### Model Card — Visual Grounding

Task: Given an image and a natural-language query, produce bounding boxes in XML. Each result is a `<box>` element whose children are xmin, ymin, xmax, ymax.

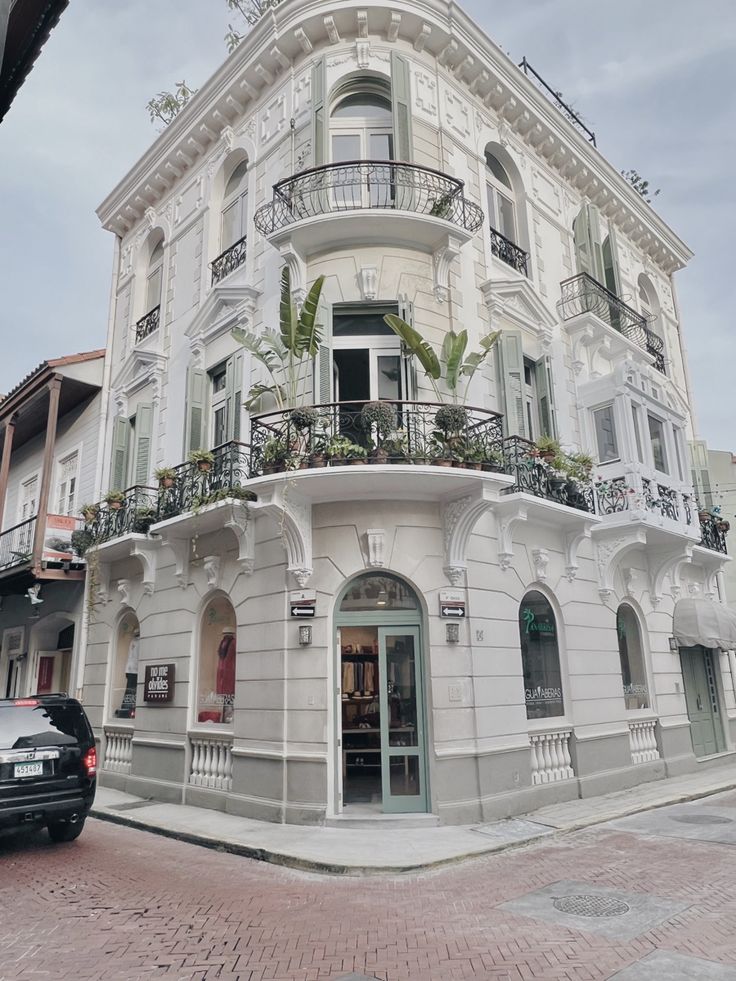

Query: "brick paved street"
<box><xmin>2</xmin><ymin>793</ymin><xmax>736</xmax><ymax>981</ymax></box>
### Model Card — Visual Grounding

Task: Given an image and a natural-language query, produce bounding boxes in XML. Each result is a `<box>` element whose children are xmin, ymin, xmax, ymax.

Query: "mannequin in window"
<box><xmin>118</xmin><ymin>628</ymin><xmax>139</xmax><ymax>718</ymax></box>
<box><xmin>216</xmin><ymin>628</ymin><xmax>236</xmax><ymax>724</ymax></box>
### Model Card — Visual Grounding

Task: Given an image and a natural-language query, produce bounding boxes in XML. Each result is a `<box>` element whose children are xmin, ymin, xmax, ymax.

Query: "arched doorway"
<box><xmin>28</xmin><ymin>613</ymin><xmax>76</xmax><ymax>696</ymax></box>
<box><xmin>335</xmin><ymin>573</ymin><xmax>428</xmax><ymax>814</ymax></box>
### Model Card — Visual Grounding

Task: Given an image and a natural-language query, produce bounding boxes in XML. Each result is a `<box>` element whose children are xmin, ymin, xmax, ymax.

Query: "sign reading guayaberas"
<box><xmin>143</xmin><ymin>663</ymin><xmax>176</xmax><ymax>703</ymax></box>
<box><xmin>289</xmin><ymin>589</ymin><xmax>316</xmax><ymax>618</ymax></box>
<box><xmin>439</xmin><ymin>589</ymin><xmax>466</xmax><ymax>619</ymax></box>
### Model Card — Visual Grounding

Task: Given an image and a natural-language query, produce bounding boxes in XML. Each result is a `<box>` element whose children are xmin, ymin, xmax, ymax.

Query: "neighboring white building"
<box><xmin>0</xmin><ymin>351</ymin><xmax>105</xmax><ymax>701</ymax></box>
<box><xmin>83</xmin><ymin>0</ymin><xmax>736</xmax><ymax>825</ymax></box>
<box><xmin>690</xmin><ymin>439</ymin><xmax>736</xmax><ymax>609</ymax></box>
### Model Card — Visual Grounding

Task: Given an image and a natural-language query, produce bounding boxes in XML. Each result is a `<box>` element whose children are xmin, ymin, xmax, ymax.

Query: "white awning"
<box><xmin>673</xmin><ymin>598</ymin><xmax>736</xmax><ymax>651</ymax></box>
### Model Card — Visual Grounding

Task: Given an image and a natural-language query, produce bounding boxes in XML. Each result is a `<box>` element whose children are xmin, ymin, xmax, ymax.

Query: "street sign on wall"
<box><xmin>439</xmin><ymin>589</ymin><xmax>466</xmax><ymax>619</ymax></box>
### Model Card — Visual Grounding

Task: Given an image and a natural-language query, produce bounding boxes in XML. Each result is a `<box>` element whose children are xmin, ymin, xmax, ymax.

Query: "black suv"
<box><xmin>0</xmin><ymin>695</ymin><xmax>97</xmax><ymax>842</ymax></box>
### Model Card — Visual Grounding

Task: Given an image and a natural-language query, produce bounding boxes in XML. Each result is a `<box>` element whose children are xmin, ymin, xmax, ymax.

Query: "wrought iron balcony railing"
<box><xmin>135</xmin><ymin>305</ymin><xmax>161</xmax><ymax>344</ymax></box>
<box><xmin>156</xmin><ymin>441</ymin><xmax>252</xmax><ymax>522</ymax></box>
<box><xmin>250</xmin><ymin>401</ymin><xmax>505</xmax><ymax>475</ymax></box>
<box><xmin>82</xmin><ymin>487</ymin><xmax>159</xmax><ymax>548</ymax></box>
<box><xmin>559</xmin><ymin>273</ymin><xmax>666</xmax><ymax>374</ymax></box>
<box><xmin>699</xmin><ymin>512</ymin><xmax>728</xmax><ymax>554</ymax></box>
<box><xmin>490</xmin><ymin>227</ymin><xmax>529</xmax><ymax>276</ymax></box>
<box><xmin>254</xmin><ymin>161</ymin><xmax>485</xmax><ymax>237</ymax></box>
<box><xmin>211</xmin><ymin>235</ymin><xmax>247</xmax><ymax>286</ymax></box>
<box><xmin>502</xmin><ymin>437</ymin><xmax>595</xmax><ymax>513</ymax></box>
<box><xmin>0</xmin><ymin>516</ymin><xmax>36</xmax><ymax>571</ymax></box>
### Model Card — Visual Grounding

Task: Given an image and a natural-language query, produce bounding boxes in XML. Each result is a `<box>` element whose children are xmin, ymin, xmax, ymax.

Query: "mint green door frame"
<box><xmin>680</xmin><ymin>646</ymin><xmax>725</xmax><ymax>757</ymax></box>
<box><xmin>335</xmin><ymin>601</ymin><xmax>428</xmax><ymax>815</ymax></box>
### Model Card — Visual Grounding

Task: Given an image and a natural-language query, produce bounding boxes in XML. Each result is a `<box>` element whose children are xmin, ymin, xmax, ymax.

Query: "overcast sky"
<box><xmin>0</xmin><ymin>0</ymin><xmax>734</xmax><ymax>449</ymax></box>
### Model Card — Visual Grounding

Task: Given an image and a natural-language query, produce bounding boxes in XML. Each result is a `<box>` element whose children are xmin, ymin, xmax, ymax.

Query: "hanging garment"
<box><xmin>216</xmin><ymin>632</ymin><xmax>236</xmax><ymax>696</ymax></box>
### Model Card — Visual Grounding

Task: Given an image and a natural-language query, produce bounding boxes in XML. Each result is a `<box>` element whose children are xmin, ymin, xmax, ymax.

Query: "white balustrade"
<box><xmin>103</xmin><ymin>726</ymin><xmax>133</xmax><ymax>774</ymax></box>
<box><xmin>530</xmin><ymin>729</ymin><xmax>575</xmax><ymax>785</ymax></box>
<box><xmin>629</xmin><ymin>719</ymin><xmax>660</xmax><ymax>764</ymax></box>
<box><xmin>189</xmin><ymin>734</ymin><xmax>233</xmax><ymax>792</ymax></box>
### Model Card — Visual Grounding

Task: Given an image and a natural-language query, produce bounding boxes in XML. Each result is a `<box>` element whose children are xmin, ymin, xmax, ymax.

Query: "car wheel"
<box><xmin>47</xmin><ymin>818</ymin><xmax>86</xmax><ymax>843</ymax></box>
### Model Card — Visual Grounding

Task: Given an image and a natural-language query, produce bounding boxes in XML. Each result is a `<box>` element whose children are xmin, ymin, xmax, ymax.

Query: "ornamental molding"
<box><xmin>433</xmin><ymin>234</ymin><xmax>464</xmax><ymax>302</ymax></box>
<box><xmin>648</xmin><ymin>544</ymin><xmax>693</xmax><ymax>608</ymax></box>
<box><xmin>158</xmin><ymin>533</ymin><xmax>192</xmax><ymax>590</ymax></box>
<box><xmin>223</xmin><ymin>504</ymin><xmax>255</xmax><ymax>574</ymax></box>
<box><xmin>111</xmin><ymin>349</ymin><xmax>168</xmax><ymax>404</ymax></box>
<box><xmin>493</xmin><ymin>499</ymin><xmax>529</xmax><ymax>571</ymax></box>
<box><xmin>252</xmin><ymin>487</ymin><xmax>312</xmax><ymax>586</ymax></box>
<box><xmin>131</xmin><ymin>540</ymin><xmax>159</xmax><ymax>597</ymax></box>
<box><xmin>531</xmin><ymin>548</ymin><xmax>549</xmax><ymax>582</ymax></box>
<box><xmin>564</xmin><ymin>525</ymin><xmax>594</xmax><ymax>582</ymax></box>
<box><xmin>365</xmin><ymin>528</ymin><xmax>386</xmax><ymax>568</ymax></box>
<box><xmin>204</xmin><ymin>554</ymin><xmax>222</xmax><ymax>590</ymax></box>
<box><xmin>185</xmin><ymin>283</ymin><xmax>261</xmax><ymax>352</ymax></box>
<box><xmin>480</xmin><ymin>276</ymin><xmax>557</xmax><ymax>337</ymax></box>
<box><xmin>593</xmin><ymin>527</ymin><xmax>647</xmax><ymax>600</ymax></box>
<box><xmin>442</xmin><ymin>484</ymin><xmax>501</xmax><ymax>583</ymax></box>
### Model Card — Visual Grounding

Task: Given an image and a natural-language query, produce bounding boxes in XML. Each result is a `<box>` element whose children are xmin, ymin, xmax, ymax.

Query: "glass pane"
<box><xmin>214</xmin><ymin>406</ymin><xmax>228</xmax><ymax>448</ymax></box>
<box><xmin>648</xmin><ymin>415</ymin><xmax>668</xmax><ymax>473</ymax></box>
<box><xmin>497</xmin><ymin>193</ymin><xmax>516</xmax><ymax>241</ymax></box>
<box><xmin>225</xmin><ymin>160</ymin><xmax>248</xmax><ymax>198</ymax></box>
<box><xmin>519</xmin><ymin>592</ymin><xmax>564</xmax><ymax>720</ymax></box>
<box><xmin>673</xmin><ymin>428</ymin><xmax>684</xmax><ymax>480</ymax></box>
<box><xmin>594</xmin><ymin>405</ymin><xmax>619</xmax><ymax>462</ymax></box>
<box><xmin>333</xmin><ymin>304</ymin><xmax>398</xmax><ymax>336</ymax></box>
<box><xmin>331</xmin><ymin>135</ymin><xmax>362</xmax><ymax>207</ymax></box>
<box><xmin>485</xmin><ymin>152</ymin><xmax>512</xmax><ymax>188</ymax></box>
<box><xmin>368</xmin><ymin>135</ymin><xmax>394</xmax><ymax>206</ymax></box>
<box><xmin>111</xmin><ymin>614</ymin><xmax>139</xmax><ymax>720</ymax></box>
<box><xmin>486</xmin><ymin>184</ymin><xmax>498</xmax><ymax>229</ymax></box>
<box><xmin>340</xmin><ymin>574</ymin><xmax>419</xmax><ymax>612</ymax></box>
<box><xmin>198</xmin><ymin>597</ymin><xmax>236</xmax><ymax>727</ymax></box>
<box><xmin>632</xmin><ymin>404</ymin><xmax>644</xmax><ymax>463</ymax></box>
<box><xmin>369</xmin><ymin>133</ymin><xmax>393</xmax><ymax>161</ymax></box>
<box><xmin>146</xmin><ymin>267</ymin><xmax>162</xmax><ymax>312</ymax></box>
<box><xmin>617</xmin><ymin>606</ymin><xmax>650</xmax><ymax>710</ymax></box>
<box><xmin>377</xmin><ymin>356</ymin><xmax>401</xmax><ymax>400</ymax></box>
<box><xmin>332</xmin><ymin>92</ymin><xmax>392</xmax><ymax>123</ymax></box>
<box><xmin>389</xmin><ymin>755</ymin><xmax>421</xmax><ymax>796</ymax></box>
<box><xmin>386</xmin><ymin>634</ymin><xmax>418</xmax><ymax>747</ymax></box>
<box><xmin>221</xmin><ymin>201</ymin><xmax>240</xmax><ymax>251</ymax></box>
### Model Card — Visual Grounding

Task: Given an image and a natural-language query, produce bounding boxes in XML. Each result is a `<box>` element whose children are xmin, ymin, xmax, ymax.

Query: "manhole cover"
<box><xmin>671</xmin><ymin>814</ymin><xmax>733</xmax><ymax>826</ymax></box>
<box><xmin>553</xmin><ymin>894</ymin><xmax>630</xmax><ymax>918</ymax></box>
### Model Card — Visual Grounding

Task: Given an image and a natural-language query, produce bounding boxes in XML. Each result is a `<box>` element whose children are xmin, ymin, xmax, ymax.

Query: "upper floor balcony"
<box><xmin>135</xmin><ymin>305</ymin><xmax>160</xmax><ymax>344</ymax></box>
<box><xmin>560</xmin><ymin>273</ymin><xmax>666</xmax><ymax>375</ymax></box>
<box><xmin>489</xmin><ymin>228</ymin><xmax>529</xmax><ymax>277</ymax></box>
<box><xmin>254</xmin><ymin>161</ymin><xmax>484</xmax><ymax>260</ymax></box>
<box><xmin>211</xmin><ymin>235</ymin><xmax>247</xmax><ymax>287</ymax></box>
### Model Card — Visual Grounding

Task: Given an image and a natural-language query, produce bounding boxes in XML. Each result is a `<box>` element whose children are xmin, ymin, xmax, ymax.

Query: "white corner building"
<box><xmin>83</xmin><ymin>0</ymin><xmax>736</xmax><ymax>825</ymax></box>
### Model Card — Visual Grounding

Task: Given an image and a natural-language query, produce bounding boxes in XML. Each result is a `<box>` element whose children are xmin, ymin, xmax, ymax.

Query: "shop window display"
<box><xmin>112</xmin><ymin>613</ymin><xmax>139</xmax><ymax>720</ymax></box>
<box><xmin>617</xmin><ymin>604</ymin><xmax>650</xmax><ymax>710</ymax></box>
<box><xmin>197</xmin><ymin>597</ymin><xmax>237</xmax><ymax>726</ymax></box>
<box><xmin>519</xmin><ymin>591</ymin><xmax>564</xmax><ymax>720</ymax></box>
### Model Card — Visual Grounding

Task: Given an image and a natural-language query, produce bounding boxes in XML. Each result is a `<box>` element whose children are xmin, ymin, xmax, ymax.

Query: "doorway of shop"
<box><xmin>335</xmin><ymin>573</ymin><xmax>428</xmax><ymax>815</ymax></box>
<box><xmin>680</xmin><ymin>646</ymin><xmax>726</xmax><ymax>757</ymax></box>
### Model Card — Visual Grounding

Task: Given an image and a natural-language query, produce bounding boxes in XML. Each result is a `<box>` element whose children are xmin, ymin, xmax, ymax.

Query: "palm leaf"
<box><xmin>243</xmin><ymin>382</ymin><xmax>285</xmax><ymax>411</ymax></box>
<box><xmin>296</xmin><ymin>275</ymin><xmax>325</xmax><ymax>356</ymax></box>
<box><xmin>384</xmin><ymin>315</ymin><xmax>440</xmax><ymax>380</ymax></box>
<box><xmin>444</xmin><ymin>330</ymin><xmax>467</xmax><ymax>394</ymax></box>
<box><xmin>231</xmin><ymin>328</ymin><xmax>279</xmax><ymax>372</ymax></box>
<box><xmin>279</xmin><ymin>267</ymin><xmax>298</xmax><ymax>354</ymax></box>
<box><xmin>478</xmin><ymin>330</ymin><xmax>502</xmax><ymax>352</ymax></box>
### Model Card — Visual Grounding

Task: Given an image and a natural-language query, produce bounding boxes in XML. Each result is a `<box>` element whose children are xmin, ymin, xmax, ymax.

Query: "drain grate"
<box><xmin>553</xmin><ymin>894</ymin><xmax>630</xmax><ymax>918</ymax></box>
<box><xmin>671</xmin><ymin>814</ymin><xmax>733</xmax><ymax>826</ymax></box>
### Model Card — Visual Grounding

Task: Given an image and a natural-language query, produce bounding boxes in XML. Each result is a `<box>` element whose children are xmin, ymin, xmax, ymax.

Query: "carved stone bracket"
<box><xmin>532</xmin><ymin>548</ymin><xmax>549</xmax><ymax>582</ymax></box>
<box><xmin>433</xmin><ymin>234</ymin><xmax>463</xmax><ymax>302</ymax></box>
<box><xmin>648</xmin><ymin>545</ymin><xmax>693</xmax><ymax>608</ymax></box>
<box><xmin>223</xmin><ymin>504</ymin><xmax>255</xmax><ymax>574</ymax></box>
<box><xmin>252</xmin><ymin>487</ymin><xmax>313</xmax><ymax>587</ymax></box>
<box><xmin>564</xmin><ymin>525</ymin><xmax>594</xmax><ymax>582</ymax></box>
<box><xmin>442</xmin><ymin>485</ymin><xmax>499</xmax><ymax>584</ymax></box>
<box><xmin>131</xmin><ymin>540</ymin><xmax>159</xmax><ymax>597</ymax></box>
<box><xmin>159</xmin><ymin>534</ymin><xmax>192</xmax><ymax>589</ymax></box>
<box><xmin>204</xmin><ymin>555</ymin><xmax>222</xmax><ymax>590</ymax></box>
<box><xmin>593</xmin><ymin>528</ymin><xmax>647</xmax><ymax>600</ymax></box>
<box><xmin>493</xmin><ymin>499</ymin><xmax>529</xmax><ymax>571</ymax></box>
<box><xmin>279</xmin><ymin>242</ymin><xmax>307</xmax><ymax>303</ymax></box>
<box><xmin>365</xmin><ymin>528</ymin><xmax>386</xmax><ymax>568</ymax></box>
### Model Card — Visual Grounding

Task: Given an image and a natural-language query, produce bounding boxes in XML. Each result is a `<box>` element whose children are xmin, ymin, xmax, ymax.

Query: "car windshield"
<box><xmin>0</xmin><ymin>704</ymin><xmax>89</xmax><ymax>750</ymax></box>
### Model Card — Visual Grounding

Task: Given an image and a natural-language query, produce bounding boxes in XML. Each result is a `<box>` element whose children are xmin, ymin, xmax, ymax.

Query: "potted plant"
<box><xmin>325</xmin><ymin>435</ymin><xmax>354</xmax><ymax>466</ymax></box>
<box><xmin>361</xmin><ymin>401</ymin><xmax>398</xmax><ymax>463</ymax></box>
<box><xmin>482</xmin><ymin>448</ymin><xmax>505</xmax><ymax>472</ymax></box>
<box><xmin>189</xmin><ymin>449</ymin><xmax>215</xmax><ymax>473</ymax></box>
<box><xmin>290</xmin><ymin>406</ymin><xmax>319</xmax><ymax>431</ymax></box>
<box><xmin>536</xmin><ymin>435</ymin><xmax>561</xmax><ymax>464</ymax></box>
<box><xmin>430</xmin><ymin>432</ymin><xmax>455</xmax><ymax>467</ymax></box>
<box><xmin>155</xmin><ymin>466</ymin><xmax>178</xmax><ymax>489</ymax></box>
<box><xmin>346</xmin><ymin>443</ymin><xmax>368</xmax><ymax>465</ymax></box>
<box><xmin>70</xmin><ymin>528</ymin><xmax>95</xmax><ymax>558</ymax></box>
<box><xmin>104</xmin><ymin>491</ymin><xmax>126</xmax><ymax>511</ymax></box>
<box><xmin>80</xmin><ymin>503</ymin><xmax>99</xmax><ymax>524</ymax></box>
<box><xmin>383</xmin><ymin>431</ymin><xmax>410</xmax><ymax>464</ymax></box>
<box><xmin>262</xmin><ymin>436</ymin><xmax>290</xmax><ymax>474</ymax></box>
<box><xmin>546</xmin><ymin>456</ymin><xmax>568</xmax><ymax>493</ymax></box>
<box><xmin>434</xmin><ymin>403</ymin><xmax>468</xmax><ymax>435</ymax></box>
<box><xmin>133</xmin><ymin>508</ymin><xmax>157</xmax><ymax>534</ymax></box>
<box><xmin>463</xmin><ymin>442</ymin><xmax>485</xmax><ymax>471</ymax></box>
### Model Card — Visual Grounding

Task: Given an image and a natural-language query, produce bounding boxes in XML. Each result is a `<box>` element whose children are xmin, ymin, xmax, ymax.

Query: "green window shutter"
<box><xmin>314</xmin><ymin>294</ymin><xmax>333</xmax><ymax>404</ymax></box>
<box><xmin>587</xmin><ymin>203</ymin><xmax>605</xmax><ymax>285</ymax></box>
<box><xmin>391</xmin><ymin>51</ymin><xmax>413</xmax><ymax>162</ymax></box>
<box><xmin>498</xmin><ymin>331</ymin><xmax>526</xmax><ymax>438</ymax></box>
<box><xmin>311</xmin><ymin>57</ymin><xmax>327</xmax><ymax>167</ymax></box>
<box><xmin>110</xmin><ymin>416</ymin><xmax>131</xmax><ymax>491</ymax></box>
<box><xmin>573</xmin><ymin>203</ymin><xmax>605</xmax><ymax>285</ymax></box>
<box><xmin>133</xmin><ymin>403</ymin><xmax>153</xmax><ymax>486</ymax></box>
<box><xmin>535</xmin><ymin>355</ymin><xmax>557</xmax><ymax>439</ymax></box>
<box><xmin>602</xmin><ymin>221</ymin><xmax>622</xmax><ymax>298</ymax></box>
<box><xmin>226</xmin><ymin>353</ymin><xmax>244</xmax><ymax>442</ymax></box>
<box><xmin>185</xmin><ymin>367</ymin><xmax>208</xmax><ymax>455</ymax></box>
<box><xmin>398</xmin><ymin>297</ymin><xmax>417</xmax><ymax>399</ymax></box>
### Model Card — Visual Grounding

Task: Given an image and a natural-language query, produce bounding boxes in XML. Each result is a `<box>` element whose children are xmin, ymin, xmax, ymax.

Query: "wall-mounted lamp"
<box><xmin>299</xmin><ymin>624</ymin><xmax>312</xmax><ymax>647</ymax></box>
<box><xmin>668</xmin><ymin>637</ymin><xmax>679</xmax><ymax>652</ymax></box>
<box><xmin>446</xmin><ymin>622</ymin><xmax>460</xmax><ymax>644</ymax></box>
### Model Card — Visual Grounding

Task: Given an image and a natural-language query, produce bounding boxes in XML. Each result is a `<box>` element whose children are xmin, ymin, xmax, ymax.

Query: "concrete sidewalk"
<box><xmin>92</xmin><ymin>762</ymin><xmax>736</xmax><ymax>875</ymax></box>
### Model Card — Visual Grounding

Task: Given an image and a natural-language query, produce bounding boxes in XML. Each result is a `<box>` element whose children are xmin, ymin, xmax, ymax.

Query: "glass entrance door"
<box><xmin>681</xmin><ymin>647</ymin><xmax>725</xmax><ymax>757</ymax></box>
<box><xmin>378</xmin><ymin>627</ymin><xmax>427</xmax><ymax>813</ymax></box>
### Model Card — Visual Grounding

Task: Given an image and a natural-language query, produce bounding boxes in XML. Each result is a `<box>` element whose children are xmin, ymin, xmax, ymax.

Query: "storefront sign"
<box><xmin>290</xmin><ymin>589</ymin><xmax>316</xmax><ymax>618</ymax></box>
<box><xmin>439</xmin><ymin>589</ymin><xmax>466</xmax><ymax>619</ymax></box>
<box><xmin>42</xmin><ymin>514</ymin><xmax>81</xmax><ymax>563</ymax></box>
<box><xmin>143</xmin><ymin>663</ymin><xmax>176</xmax><ymax>703</ymax></box>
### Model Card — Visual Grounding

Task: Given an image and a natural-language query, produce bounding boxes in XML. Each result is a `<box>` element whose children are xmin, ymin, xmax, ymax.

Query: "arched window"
<box><xmin>145</xmin><ymin>239</ymin><xmax>164</xmax><ymax>315</ymax></box>
<box><xmin>485</xmin><ymin>151</ymin><xmax>517</xmax><ymax>244</ymax></box>
<box><xmin>339</xmin><ymin>572</ymin><xmax>419</xmax><ymax>613</ymax></box>
<box><xmin>617</xmin><ymin>604</ymin><xmax>650</xmax><ymax>710</ymax></box>
<box><xmin>111</xmin><ymin>612</ymin><xmax>139</xmax><ymax>720</ymax></box>
<box><xmin>519</xmin><ymin>591</ymin><xmax>564</xmax><ymax>720</ymax></box>
<box><xmin>196</xmin><ymin>596</ymin><xmax>237</xmax><ymax>727</ymax></box>
<box><xmin>330</xmin><ymin>77</ymin><xmax>394</xmax><ymax>165</ymax></box>
<box><xmin>221</xmin><ymin>159</ymin><xmax>249</xmax><ymax>253</ymax></box>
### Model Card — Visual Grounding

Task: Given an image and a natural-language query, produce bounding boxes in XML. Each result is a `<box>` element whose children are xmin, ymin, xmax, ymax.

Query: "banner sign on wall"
<box><xmin>143</xmin><ymin>663</ymin><xmax>176</xmax><ymax>703</ymax></box>
<box><xmin>42</xmin><ymin>514</ymin><xmax>82</xmax><ymax>563</ymax></box>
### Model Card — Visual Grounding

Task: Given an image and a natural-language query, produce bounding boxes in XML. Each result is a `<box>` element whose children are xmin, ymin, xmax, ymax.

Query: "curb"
<box><xmin>90</xmin><ymin>779</ymin><xmax>736</xmax><ymax>877</ymax></box>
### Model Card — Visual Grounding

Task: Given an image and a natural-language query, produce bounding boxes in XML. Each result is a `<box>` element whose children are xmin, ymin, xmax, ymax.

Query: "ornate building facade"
<box><xmin>82</xmin><ymin>0</ymin><xmax>736</xmax><ymax>825</ymax></box>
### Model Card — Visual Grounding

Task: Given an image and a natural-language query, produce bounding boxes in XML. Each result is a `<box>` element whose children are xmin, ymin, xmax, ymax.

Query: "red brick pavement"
<box><xmin>0</xmin><ymin>817</ymin><xmax>735</xmax><ymax>981</ymax></box>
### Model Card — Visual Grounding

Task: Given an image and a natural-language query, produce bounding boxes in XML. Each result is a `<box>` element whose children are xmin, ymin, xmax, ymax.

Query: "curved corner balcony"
<box><xmin>254</xmin><ymin>161</ymin><xmax>484</xmax><ymax>258</ymax></box>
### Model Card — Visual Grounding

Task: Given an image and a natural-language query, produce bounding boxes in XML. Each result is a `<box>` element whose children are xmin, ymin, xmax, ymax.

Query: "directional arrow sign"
<box><xmin>441</xmin><ymin>605</ymin><xmax>465</xmax><ymax>618</ymax></box>
<box><xmin>291</xmin><ymin>605</ymin><xmax>315</xmax><ymax>618</ymax></box>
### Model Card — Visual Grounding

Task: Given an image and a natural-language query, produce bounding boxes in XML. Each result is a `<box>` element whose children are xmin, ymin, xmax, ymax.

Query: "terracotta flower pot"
<box><xmin>197</xmin><ymin>461</ymin><xmax>213</xmax><ymax>473</ymax></box>
<box><xmin>310</xmin><ymin>454</ymin><xmax>327</xmax><ymax>468</ymax></box>
<box><xmin>160</xmin><ymin>477</ymin><xmax>175</xmax><ymax>489</ymax></box>
<box><xmin>108</xmin><ymin>501</ymin><xmax>124</xmax><ymax>511</ymax></box>
<box><xmin>434</xmin><ymin>459</ymin><xmax>453</xmax><ymax>468</ymax></box>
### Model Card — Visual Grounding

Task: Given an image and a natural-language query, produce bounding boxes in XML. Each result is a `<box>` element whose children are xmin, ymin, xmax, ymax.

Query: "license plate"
<box><xmin>14</xmin><ymin>762</ymin><xmax>44</xmax><ymax>779</ymax></box>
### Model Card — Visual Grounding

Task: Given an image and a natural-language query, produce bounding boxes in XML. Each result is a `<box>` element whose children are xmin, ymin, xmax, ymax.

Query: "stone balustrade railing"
<box><xmin>103</xmin><ymin>726</ymin><xmax>133</xmax><ymax>774</ymax></box>
<box><xmin>189</xmin><ymin>733</ymin><xmax>233</xmax><ymax>792</ymax></box>
<box><xmin>628</xmin><ymin>719</ymin><xmax>660</xmax><ymax>765</ymax></box>
<box><xmin>529</xmin><ymin>728</ymin><xmax>575</xmax><ymax>785</ymax></box>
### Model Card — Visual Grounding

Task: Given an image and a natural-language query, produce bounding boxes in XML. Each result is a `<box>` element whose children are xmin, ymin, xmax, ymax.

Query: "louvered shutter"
<box><xmin>391</xmin><ymin>52</ymin><xmax>413</xmax><ymax>163</ymax></box>
<box><xmin>133</xmin><ymin>404</ymin><xmax>153</xmax><ymax>485</ymax></box>
<box><xmin>227</xmin><ymin>352</ymin><xmax>244</xmax><ymax>442</ymax></box>
<box><xmin>398</xmin><ymin>297</ymin><xmax>417</xmax><ymax>400</ymax></box>
<box><xmin>312</xmin><ymin>57</ymin><xmax>327</xmax><ymax>167</ymax></box>
<box><xmin>603</xmin><ymin>221</ymin><xmax>622</xmax><ymax>298</ymax></box>
<box><xmin>498</xmin><ymin>331</ymin><xmax>526</xmax><ymax>438</ymax></box>
<box><xmin>110</xmin><ymin>417</ymin><xmax>131</xmax><ymax>491</ymax></box>
<box><xmin>314</xmin><ymin>294</ymin><xmax>333</xmax><ymax>404</ymax></box>
<box><xmin>185</xmin><ymin>367</ymin><xmax>207</xmax><ymax>455</ymax></box>
<box><xmin>535</xmin><ymin>355</ymin><xmax>557</xmax><ymax>439</ymax></box>
<box><xmin>573</xmin><ymin>203</ymin><xmax>605</xmax><ymax>285</ymax></box>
